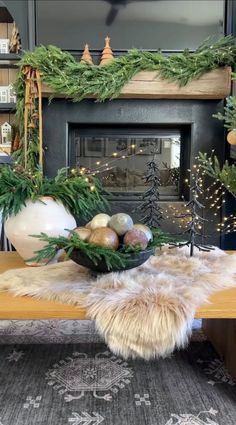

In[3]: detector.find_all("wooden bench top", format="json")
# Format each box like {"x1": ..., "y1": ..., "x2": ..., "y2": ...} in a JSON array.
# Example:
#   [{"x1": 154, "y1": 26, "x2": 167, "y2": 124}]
[{"x1": 0, "y1": 252, "x2": 235, "y2": 320}]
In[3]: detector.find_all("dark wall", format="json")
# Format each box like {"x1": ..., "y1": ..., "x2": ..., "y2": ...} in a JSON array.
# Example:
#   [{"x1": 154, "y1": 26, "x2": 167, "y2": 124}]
[{"x1": 3, "y1": 0, "x2": 34, "y2": 49}]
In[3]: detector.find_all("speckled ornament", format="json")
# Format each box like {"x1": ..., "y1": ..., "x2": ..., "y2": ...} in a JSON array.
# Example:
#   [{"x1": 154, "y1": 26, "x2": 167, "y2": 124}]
[
  {"x1": 72, "y1": 227, "x2": 91, "y2": 241},
  {"x1": 227, "y1": 129, "x2": 236, "y2": 145},
  {"x1": 123, "y1": 229, "x2": 148, "y2": 250},
  {"x1": 89, "y1": 227, "x2": 119, "y2": 250},
  {"x1": 109, "y1": 213, "x2": 133, "y2": 236},
  {"x1": 133, "y1": 224, "x2": 153, "y2": 242},
  {"x1": 90, "y1": 213, "x2": 111, "y2": 230}
]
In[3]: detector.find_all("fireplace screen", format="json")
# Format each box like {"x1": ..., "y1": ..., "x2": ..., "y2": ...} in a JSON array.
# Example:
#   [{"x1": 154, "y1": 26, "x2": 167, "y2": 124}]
[{"x1": 70, "y1": 128, "x2": 182, "y2": 199}]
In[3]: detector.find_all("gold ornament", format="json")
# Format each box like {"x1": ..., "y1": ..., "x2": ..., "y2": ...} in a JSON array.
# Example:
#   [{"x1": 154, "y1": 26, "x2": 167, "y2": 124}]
[
  {"x1": 80, "y1": 44, "x2": 94, "y2": 65},
  {"x1": 71, "y1": 227, "x2": 91, "y2": 241},
  {"x1": 227, "y1": 129, "x2": 236, "y2": 145},
  {"x1": 89, "y1": 227, "x2": 119, "y2": 250},
  {"x1": 100, "y1": 36, "x2": 114, "y2": 66},
  {"x1": 90, "y1": 213, "x2": 111, "y2": 230}
]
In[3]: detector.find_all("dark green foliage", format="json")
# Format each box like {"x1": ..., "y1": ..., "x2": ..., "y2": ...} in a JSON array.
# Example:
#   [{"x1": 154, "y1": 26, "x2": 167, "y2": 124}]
[
  {"x1": 14, "y1": 36, "x2": 236, "y2": 168},
  {"x1": 198, "y1": 152, "x2": 236, "y2": 198},
  {"x1": 0, "y1": 166, "x2": 108, "y2": 220},
  {"x1": 29, "y1": 232, "x2": 129, "y2": 270},
  {"x1": 213, "y1": 96, "x2": 236, "y2": 131},
  {"x1": 28, "y1": 229, "x2": 177, "y2": 268}
]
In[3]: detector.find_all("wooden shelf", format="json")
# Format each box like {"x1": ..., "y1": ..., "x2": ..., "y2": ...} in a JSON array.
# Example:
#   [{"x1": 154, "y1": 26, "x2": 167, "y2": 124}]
[
  {"x1": 0, "y1": 103, "x2": 16, "y2": 112},
  {"x1": 42, "y1": 67, "x2": 231, "y2": 100},
  {"x1": 0, "y1": 53, "x2": 20, "y2": 68},
  {"x1": 0, "y1": 53, "x2": 20, "y2": 61}
]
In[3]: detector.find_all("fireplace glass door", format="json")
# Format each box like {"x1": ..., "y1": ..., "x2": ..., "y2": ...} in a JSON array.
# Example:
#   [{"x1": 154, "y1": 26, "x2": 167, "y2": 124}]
[{"x1": 70, "y1": 127, "x2": 184, "y2": 200}]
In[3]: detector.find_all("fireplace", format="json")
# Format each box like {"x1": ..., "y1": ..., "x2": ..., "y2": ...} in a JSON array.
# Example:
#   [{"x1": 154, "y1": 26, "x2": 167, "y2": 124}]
[
  {"x1": 69, "y1": 125, "x2": 187, "y2": 200},
  {"x1": 42, "y1": 97, "x2": 225, "y2": 245}
]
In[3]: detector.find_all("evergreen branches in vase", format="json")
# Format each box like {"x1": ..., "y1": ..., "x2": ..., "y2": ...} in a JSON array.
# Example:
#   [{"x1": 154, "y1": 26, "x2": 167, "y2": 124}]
[
  {"x1": 213, "y1": 96, "x2": 236, "y2": 131},
  {"x1": 213, "y1": 96, "x2": 236, "y2": 145},
  {"x1": 0, "y1": 165, "x2": 108, "y2": 220},
  {"x1": 198, "y1": 152, "x2": 236, "y2": 198}
]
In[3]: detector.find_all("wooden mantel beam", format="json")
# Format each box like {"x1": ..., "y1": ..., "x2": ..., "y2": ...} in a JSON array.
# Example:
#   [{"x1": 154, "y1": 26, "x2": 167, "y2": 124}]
[{"x1": 42, "y1": 67, "x2": 231, "y2": 100}]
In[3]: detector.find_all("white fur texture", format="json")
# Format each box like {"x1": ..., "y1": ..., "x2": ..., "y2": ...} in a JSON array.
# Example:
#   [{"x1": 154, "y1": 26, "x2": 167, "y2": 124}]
[{"x1": 0, "y1": 246, "x2": 236, "y2": 360}]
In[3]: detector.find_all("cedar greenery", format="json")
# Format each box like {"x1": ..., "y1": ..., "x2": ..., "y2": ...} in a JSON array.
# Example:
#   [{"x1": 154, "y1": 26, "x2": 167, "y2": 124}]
[
  {"x1": 198, "y1": 152, "x2": 236, "y2": 198},
  {"x1": 29, "y1": 229, "x2": 177, "y2": 268},
  {"x1": 213, "y1": 96, "x2": 236, "y2": 130},
  {"x1": 0, "y1": 165, "x2": 108, "y2": 220},
  {"x1": 13, "y1": 36, "x2": 236, "y2": 167}
]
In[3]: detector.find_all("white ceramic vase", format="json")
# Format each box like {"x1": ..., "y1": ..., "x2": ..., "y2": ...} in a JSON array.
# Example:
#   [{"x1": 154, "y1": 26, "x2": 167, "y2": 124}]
[{"x1": 5, "y1": 196, "x2": 76, "y2": 266}]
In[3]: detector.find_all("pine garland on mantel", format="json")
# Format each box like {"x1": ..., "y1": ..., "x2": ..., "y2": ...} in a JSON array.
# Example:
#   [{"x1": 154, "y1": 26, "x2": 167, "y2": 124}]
[{"x1": 14, "y1": 36, "x2": 236, "y2": 168}]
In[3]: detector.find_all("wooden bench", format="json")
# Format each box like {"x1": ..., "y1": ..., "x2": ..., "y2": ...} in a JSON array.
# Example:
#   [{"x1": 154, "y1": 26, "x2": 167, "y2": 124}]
[{"x1": 0, "y1": 252, "x2": 235, "y2": 379}]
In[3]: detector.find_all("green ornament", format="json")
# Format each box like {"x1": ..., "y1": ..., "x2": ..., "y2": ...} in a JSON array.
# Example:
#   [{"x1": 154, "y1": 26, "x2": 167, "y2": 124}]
[{"x1": 109, "y1": 213, "x2": 133, "y2": 236}]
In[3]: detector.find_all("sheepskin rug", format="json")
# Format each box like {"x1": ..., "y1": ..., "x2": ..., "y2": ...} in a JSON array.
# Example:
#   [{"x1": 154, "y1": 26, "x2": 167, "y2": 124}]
[{"x1": 0, "y1": 246, "x2": 236, "y2": 360}]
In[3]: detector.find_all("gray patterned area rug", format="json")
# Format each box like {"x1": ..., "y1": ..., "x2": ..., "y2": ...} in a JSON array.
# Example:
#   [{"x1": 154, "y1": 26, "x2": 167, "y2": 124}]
[{"x1": 0, "y1": 321, "x2": 235, "y2": 425}]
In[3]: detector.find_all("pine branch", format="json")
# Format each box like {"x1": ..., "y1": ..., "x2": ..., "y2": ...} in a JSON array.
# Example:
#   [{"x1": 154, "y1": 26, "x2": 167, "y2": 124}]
[
  {"x1": 0, "y1": 166, "x2": 108, "y2": 220},
  {"x1": 213, "y1": 96, "x2": 236, "y2": 131},
  {"x1": 28, "y1": 229, "x2": 177, "y2": 268},
  {"x1": 198, "y1": 152, "x2": 236, "y2": 198}
]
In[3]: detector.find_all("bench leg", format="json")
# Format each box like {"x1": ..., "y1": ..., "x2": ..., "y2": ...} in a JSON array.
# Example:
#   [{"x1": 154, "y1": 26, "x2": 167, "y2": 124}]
[{"x1": 202, "y1": 319, "x2": 236, "y2": 381}]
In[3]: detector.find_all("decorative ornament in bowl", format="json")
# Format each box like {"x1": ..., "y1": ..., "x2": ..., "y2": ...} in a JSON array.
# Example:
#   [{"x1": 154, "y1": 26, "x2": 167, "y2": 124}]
[{"x1": 30, "y1": 212, "x2": 175, "y2": 273}]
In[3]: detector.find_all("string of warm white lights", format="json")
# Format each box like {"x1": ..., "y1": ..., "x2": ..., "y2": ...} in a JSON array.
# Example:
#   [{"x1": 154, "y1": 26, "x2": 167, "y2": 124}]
[
  {"x1": 217, "y1": 215, "x2": 236, "y2": 233},
  {"x1": 76, "y1": 144, "x2": 148, "y2": 178}
]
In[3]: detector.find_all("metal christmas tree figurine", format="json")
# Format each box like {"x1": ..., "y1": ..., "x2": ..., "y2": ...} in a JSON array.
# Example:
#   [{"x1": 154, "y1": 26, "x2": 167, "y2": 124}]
[
  {"x1": 172, "y1": 170, "x2": 214, "y2": 256},
  {"x1": 138, "y1": 147, "x2": 164, "y2": 228}
]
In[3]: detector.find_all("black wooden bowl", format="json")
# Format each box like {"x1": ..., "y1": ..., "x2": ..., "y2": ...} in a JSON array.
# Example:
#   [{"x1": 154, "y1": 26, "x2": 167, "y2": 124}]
[{"x1": 69, "y1": 247, "x2": 154, "y2": 273}]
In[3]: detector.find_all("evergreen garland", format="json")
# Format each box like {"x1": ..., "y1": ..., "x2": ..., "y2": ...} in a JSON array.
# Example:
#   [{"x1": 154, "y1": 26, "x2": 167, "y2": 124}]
[
  {"x1": 13, "y1": 36, "x2": 236, "y2": 168},
  {"x1": 0, "y1": 165, "x2": 108, "y2": 220}
]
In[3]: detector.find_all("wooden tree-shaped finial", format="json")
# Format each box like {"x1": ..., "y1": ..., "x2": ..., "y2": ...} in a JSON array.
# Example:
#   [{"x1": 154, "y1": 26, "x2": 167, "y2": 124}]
[
  {"x1": 80, "y1": 44, "x2": 93, "y2": 65},
  {"x1": 100, "y1": 36, "x2": 114, "y2": 66}
]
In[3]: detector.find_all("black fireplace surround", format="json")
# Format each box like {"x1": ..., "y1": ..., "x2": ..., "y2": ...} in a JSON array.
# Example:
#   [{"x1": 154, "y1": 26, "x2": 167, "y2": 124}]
[{"x1": 42, "y1": 98, "x2": 225, "y2": 247}]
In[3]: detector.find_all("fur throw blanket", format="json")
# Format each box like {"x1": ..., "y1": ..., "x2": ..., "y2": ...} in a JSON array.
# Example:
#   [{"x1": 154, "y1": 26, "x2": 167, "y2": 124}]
[{"x1": 0, "y1": 246, "x2": 236, "y2": 360}]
